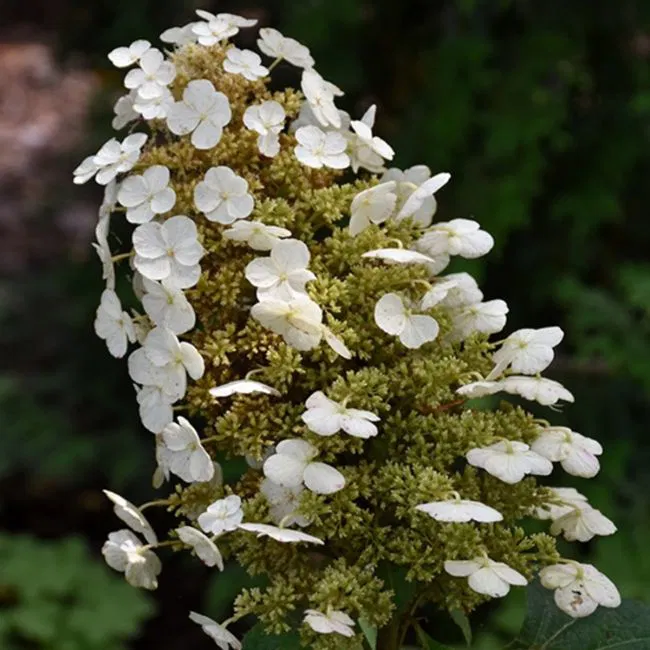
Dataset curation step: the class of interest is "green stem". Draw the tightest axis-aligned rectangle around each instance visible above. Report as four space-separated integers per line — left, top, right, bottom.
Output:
377 620 401 650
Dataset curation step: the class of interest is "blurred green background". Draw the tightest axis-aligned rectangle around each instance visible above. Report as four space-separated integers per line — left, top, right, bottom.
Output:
2 0 650 648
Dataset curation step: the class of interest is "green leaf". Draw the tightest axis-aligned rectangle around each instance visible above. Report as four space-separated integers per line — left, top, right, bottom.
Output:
242 623 302 649
414 623 454 649
518 580 650 649
359 617 378 649
449 608 472 646
377 563 418 615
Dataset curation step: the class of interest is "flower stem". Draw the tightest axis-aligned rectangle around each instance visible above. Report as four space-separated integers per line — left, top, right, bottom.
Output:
140 498 172 511
111 252 134 263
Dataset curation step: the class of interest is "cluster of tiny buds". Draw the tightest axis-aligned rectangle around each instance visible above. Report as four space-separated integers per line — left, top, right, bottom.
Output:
76 8 620 647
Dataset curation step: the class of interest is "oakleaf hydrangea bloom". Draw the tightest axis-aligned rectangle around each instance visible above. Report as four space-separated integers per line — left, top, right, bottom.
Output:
540 563 621 618
257 28 314 69
444 556 527 598
194 166 254 224
374 292 439 349
263 439 346 495
245 239 316 301
301 391 380 438
118 165 176 223
198 495 244 536
94 289 136 358
167 80 231 149
304 609 355 637
102 530 161 590
80 11 621 643
222 220 291 251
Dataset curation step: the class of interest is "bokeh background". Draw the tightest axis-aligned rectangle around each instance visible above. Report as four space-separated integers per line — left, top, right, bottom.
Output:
2 0 650 648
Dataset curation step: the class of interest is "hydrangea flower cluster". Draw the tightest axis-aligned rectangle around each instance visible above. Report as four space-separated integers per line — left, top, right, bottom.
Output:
77 11 620 649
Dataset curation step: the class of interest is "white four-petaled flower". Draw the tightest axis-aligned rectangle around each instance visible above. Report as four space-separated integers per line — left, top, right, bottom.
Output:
251 297 324 351
108 40 151 68
301 69 342 128
194 166 254 224
531 426 602 478
118 165 176 223
167 80 232 150
245 239 315 301
348 105 394 173
549 503 616 542
238 523 323 545
417 218 494 260
176 526 224 569
304 609 355 637
94 289 136 358
102 530 161 590
189 612 242 650
301 391 380 438
540 563 621 618
191 18 238 46
450 299 509 340
209 379 280 398
243 101 286 156
466 440 553 484
374 293 439 349
349 182 397 236
382 165 439 227
416 499 503 523
223 220 292 251
133 215 204 288
198 495 244 536
103 489 157 544
74 133 147 185
124 48 176 100
396 172 451 221
158 417 214 483
263 439 346 495
260 478 310 527
141 277 196 335
444 556 527 597
223 47 268 81
257 28 314 68
295 125 349 169
456 376 574 407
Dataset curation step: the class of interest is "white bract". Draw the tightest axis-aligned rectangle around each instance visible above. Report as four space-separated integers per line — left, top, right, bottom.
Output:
374 293 439 349
118 165 176 223
417 218 494 260
136 384 175 434
362 248 439 266
301 69 341 128
257 28 314 68
243 101 286 156
550 505 617 542
102 530 161 590
176 526 223 569
112 93 138 130
209 379 280 398
349 182 397 236
489 327 564 378
209 12 258 29
160 23 199 46
500 376 574 406
432 272 483 309
396 172 451 221
466 441 553 484
348 105 394 173
444 556 527 597
415 499 503 523
124 49 175 101
94 289 136 358
74 133 147 185
194 166 254 224
223 220 291 251
132 215 204 288
141 326 204 397
108 40 151 68
133 87 175 120
158 417 214 483
223 47 268 81
192 18 238 46
531 426 602 478
450 299 509 340
103 490 157 544
382 165 438 227
295 125 349 169
189 612 241 650
238 523 323 545
534 487 589 521
301 391 380 439
245 239 316 301
198 496 244 536
251 297 324 351
260 478 310 527
167 80 232 150
141 277 196 335
304 609 355 637
540 563 621 618
263 439 346 495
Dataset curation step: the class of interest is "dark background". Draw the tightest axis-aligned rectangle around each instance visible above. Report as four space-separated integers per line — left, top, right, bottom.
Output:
2 1 650 648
